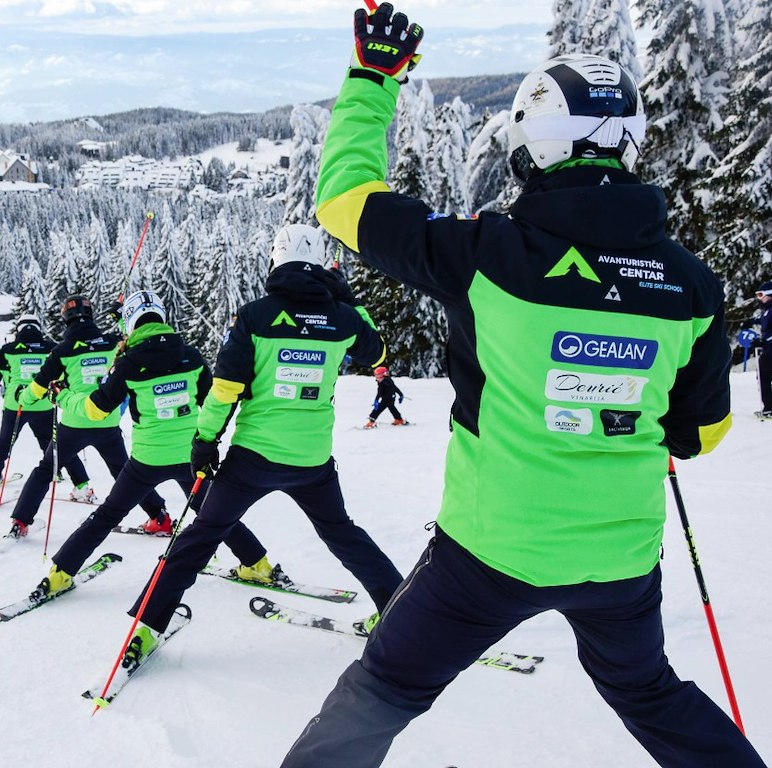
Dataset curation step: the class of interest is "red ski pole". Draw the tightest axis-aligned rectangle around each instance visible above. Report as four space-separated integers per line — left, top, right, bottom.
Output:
91 471 206 714
117 211 155 304
364 0 377 9
667 456 745 733
0 405 23 505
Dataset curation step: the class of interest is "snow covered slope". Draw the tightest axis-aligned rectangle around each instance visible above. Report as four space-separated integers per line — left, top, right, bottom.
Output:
0 373 769 768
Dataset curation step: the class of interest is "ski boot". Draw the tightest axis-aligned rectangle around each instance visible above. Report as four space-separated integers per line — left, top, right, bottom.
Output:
6 519 28 539
754 409 772 419
363 419 377 429
30 564 73 601
69 483 95 503
352 611 380 637
392 419 406 426
141 510 173 535
233 555 275 584
122 625 159 673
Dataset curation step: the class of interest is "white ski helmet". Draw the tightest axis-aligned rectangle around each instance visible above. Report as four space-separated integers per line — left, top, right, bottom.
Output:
268 224 326 272
16 314 41 332
508 54 646 184
122 290 167 335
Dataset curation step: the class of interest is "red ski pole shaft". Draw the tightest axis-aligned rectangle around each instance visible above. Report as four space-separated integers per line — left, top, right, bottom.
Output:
42 400 60 560
0 405 23 505
91 471 206 714
117 212 155 304
364 0 377 9
667 456 746 733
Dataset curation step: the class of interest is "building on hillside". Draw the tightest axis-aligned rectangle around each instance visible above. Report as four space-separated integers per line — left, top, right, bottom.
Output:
0 151 38 183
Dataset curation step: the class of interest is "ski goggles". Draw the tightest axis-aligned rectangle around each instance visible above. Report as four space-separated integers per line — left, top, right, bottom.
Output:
756 290 772 298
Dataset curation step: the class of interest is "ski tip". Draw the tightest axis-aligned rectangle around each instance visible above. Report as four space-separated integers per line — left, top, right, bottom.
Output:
104 552 124 562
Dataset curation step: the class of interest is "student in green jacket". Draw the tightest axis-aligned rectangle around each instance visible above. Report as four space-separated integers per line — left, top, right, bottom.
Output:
0 314 89 496
120 224 404 665
8 295 165 539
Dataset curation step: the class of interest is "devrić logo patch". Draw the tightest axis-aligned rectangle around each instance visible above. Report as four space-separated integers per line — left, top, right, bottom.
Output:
551 331 658 370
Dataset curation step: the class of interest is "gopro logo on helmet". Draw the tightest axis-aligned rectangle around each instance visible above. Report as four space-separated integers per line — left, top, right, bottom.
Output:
589 86 623 99
153 381 187 395
278 349 326 366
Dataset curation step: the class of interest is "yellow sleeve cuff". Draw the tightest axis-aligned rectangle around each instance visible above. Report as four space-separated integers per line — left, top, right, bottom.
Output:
211 377 245 404
698 414 732 454
30 381 48 399
84 398 110 421
316 180 390 252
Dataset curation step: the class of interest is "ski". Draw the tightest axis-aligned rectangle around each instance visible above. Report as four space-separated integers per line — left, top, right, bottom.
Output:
0 553 123 622
202 564 357 604
248 597 543 674
82 604 192 706
111 524 173 537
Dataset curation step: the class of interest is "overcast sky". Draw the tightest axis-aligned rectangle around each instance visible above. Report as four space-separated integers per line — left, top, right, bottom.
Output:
0 0 552 33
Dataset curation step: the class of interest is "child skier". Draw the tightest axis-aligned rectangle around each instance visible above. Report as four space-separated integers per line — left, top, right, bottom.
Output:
364 366 405 428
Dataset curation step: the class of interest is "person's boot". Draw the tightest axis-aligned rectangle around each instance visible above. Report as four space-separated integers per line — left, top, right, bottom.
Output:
69 483 95 503
363 419 377 429
141 509 173 535
6 519 28 539
352 611 380 637
392 418 406 426
30 564 73 601
233 555 275 584
121 625 159 672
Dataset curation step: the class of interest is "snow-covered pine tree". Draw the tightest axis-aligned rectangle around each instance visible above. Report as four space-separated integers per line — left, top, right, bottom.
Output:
429 97 472 214
703 0 772 303
466 110 513 213
44 227 70 333
0 221 24 295
582 0 642 79
392 80 433 200
283 104 330 226
635 0 736 252
83 214 111 312
15 256 47 329
150 202 187 330
548 0 590 57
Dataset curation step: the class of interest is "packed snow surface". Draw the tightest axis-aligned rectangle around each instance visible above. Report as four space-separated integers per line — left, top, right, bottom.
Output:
0 373 770 767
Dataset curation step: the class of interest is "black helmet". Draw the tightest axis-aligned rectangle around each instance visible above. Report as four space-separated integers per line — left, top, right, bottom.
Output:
61 294 93 324
16 314 41 333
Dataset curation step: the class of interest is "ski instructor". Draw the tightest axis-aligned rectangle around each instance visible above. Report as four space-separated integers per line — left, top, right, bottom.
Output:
281 4 765 767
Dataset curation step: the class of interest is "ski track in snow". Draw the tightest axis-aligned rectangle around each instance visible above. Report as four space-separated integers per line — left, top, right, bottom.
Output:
0 372 769 768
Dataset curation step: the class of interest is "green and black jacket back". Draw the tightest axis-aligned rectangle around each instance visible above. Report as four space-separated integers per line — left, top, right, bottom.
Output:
57 322 211 466
196 263 385 467
314 69 732 588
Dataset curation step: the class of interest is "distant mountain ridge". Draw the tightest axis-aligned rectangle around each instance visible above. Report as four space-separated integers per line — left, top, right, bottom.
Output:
0 73 521 169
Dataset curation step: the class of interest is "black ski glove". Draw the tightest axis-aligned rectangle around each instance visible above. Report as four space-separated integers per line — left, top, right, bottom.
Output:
191 434 220 479
326 267 358 306
351 2 423 84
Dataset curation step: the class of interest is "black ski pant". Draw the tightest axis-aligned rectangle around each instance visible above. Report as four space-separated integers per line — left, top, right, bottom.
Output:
368 399 402 422
282 526 766 768
129 446 404 633
0 408 88 486
759 350 772 411
53 457 262 577
10 425 164 525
